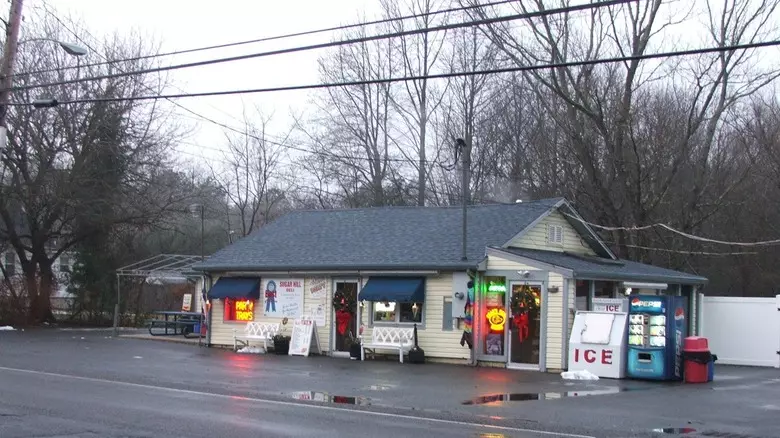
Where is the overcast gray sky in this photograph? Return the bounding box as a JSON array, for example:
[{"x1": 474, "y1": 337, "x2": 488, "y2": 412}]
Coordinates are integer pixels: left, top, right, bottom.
[{"x1": 49, "y1": 0, "x2": 381, "y2": 167}]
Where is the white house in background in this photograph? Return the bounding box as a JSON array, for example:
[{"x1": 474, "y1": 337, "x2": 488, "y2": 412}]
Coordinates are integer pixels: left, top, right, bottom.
[{"x1": 2, "y1": 249, "x2": 76, "y2": 305}]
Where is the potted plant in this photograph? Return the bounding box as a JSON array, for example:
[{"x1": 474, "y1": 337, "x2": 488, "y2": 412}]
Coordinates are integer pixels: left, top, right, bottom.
[
  {"x1": 273, "y1": 317, "x2": 290, "y2": 355},
  {"x1": 348, "y1": 328, "x2": 362, "y2": 360}
]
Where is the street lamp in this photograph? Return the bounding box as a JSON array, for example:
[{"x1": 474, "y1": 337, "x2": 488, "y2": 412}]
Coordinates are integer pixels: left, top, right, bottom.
[
  {"x1": 189, "y1": 204, "x2": 205, "y2": 261},
  {"x1": 1, "y1": 37, "x2": 88, "y2": 146},
  {"x1": 20, "y1": 38, "x2": 88, "y2": 57}
]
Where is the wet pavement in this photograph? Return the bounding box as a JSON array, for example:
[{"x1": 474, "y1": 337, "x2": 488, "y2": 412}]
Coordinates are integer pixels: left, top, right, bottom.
[{"x1": 0, "y1": 328, "x2": 778, "y2": 437}]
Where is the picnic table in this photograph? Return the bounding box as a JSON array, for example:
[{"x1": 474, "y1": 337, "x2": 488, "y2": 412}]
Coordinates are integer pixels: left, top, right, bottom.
[{"x1": 148, "y1": 311, "x2": 203, "y2": 337}]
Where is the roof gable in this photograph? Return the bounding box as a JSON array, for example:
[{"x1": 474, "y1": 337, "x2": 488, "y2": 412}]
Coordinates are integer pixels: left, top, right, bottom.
[
  {"x1": 501, "y1": 199, "x2": 615, "y2": 259},
  {"x1": 195, "y1": 198, "x2": 563, "y2": 272}
]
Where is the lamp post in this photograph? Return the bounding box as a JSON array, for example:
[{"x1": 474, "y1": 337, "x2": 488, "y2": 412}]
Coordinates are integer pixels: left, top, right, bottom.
[
  {"x1": 189, "y1": 204, "x2": 205, "y2": 261},
  {"x1": 0, "y1": 1, "x2": 89, "y2": 143}
]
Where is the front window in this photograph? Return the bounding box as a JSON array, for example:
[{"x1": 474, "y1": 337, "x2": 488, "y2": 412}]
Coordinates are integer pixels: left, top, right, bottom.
[
  {"x1": 224, "y1": 298, "x2": 255, "y2": 322},
  {"x1": 372, "y1": 302, "x2": 422, "y2": 324},
  {"x1": 594, "y1": 281, "x2": 617, "y2": 298}
]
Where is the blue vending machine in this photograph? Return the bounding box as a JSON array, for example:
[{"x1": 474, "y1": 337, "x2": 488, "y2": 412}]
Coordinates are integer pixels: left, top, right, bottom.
[{"x1": 626, "y1": 295, "x2": 688, "y2": 381}]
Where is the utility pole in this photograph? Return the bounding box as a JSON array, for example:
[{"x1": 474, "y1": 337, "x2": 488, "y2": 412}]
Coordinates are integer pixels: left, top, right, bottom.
[
  {"x1": 0, "y1": 0, "x2": 25, "y2": 140},
  {"x1": 457, "y1": 138, "x2": 470, "y2": 261}
]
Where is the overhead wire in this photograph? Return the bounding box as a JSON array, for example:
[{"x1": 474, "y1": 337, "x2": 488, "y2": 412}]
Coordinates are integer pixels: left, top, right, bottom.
[
  {"x1": 17, "y1": 39, "x2": 780, "y2": 105},
  {"x1": 7, "y1": 0, "x2": 639, "y2": 92},
  {"x1": 37, "y1": 2, "x2": 465, "y2": 168},
  {"x1": 13, "y1": 0, "x2": 521, "y2": 78},
  {"x1": 563, "y1": 213, "x2": 780, "y2": 247}
]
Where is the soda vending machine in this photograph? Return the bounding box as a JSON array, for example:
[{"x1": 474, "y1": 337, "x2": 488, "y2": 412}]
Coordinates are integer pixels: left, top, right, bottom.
[{"x1": 626, "y1": 295, "x2": 688, "y2": 381}]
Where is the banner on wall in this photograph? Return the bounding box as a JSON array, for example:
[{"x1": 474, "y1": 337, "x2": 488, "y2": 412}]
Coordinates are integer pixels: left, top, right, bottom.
[
  {"x1": 263, "y1": 279, "x2": 304, "y2": 318},
  {"x1": 308, "y1": 278, "x2": 327, "y2": 300}
]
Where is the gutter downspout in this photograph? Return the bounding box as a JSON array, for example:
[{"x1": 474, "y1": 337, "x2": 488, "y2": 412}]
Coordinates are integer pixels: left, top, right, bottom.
[{"x1": 562, "y1": 278, "x2": 570, "y2": 370}]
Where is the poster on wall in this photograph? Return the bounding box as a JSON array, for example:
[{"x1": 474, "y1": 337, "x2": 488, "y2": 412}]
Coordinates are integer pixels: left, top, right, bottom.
[
  {"x1": 308, "y1": 303, "x2": 327, "y2": 327},
  {"x1": 308, "y1": 278, "x2": 327, "y2": 300},
  {"x1": 263, "y1": 279, "x2": 304, "y2": 318},
  {"x1": 181, "y1": 294, "x2": 192, "y2": 312}
]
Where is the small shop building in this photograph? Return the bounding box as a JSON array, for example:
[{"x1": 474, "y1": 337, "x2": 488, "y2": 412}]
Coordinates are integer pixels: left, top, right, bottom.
[{"x1": 193, "y1": 197, "x2": 707, "y2": 372}]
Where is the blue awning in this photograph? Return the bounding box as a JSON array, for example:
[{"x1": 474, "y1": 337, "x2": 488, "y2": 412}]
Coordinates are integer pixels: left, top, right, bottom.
[
  {"x1": 207, "y1": 277, "x2": 261, "y2": 299},
  {"x1": 360, "y1": 277, "x2": 425, "y2": 302}
]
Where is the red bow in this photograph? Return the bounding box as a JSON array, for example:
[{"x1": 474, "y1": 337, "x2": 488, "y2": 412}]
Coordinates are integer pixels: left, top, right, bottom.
[
  {"x1": 513, "y1": 313, "x2": 529, "y2": 342},
  {"x1": 335, "y1": 310, "x2": 352, "y2": 335}
]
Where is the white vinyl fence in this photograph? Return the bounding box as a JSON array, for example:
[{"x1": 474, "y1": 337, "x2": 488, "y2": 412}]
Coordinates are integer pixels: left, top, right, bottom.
[{"x1": 700, "y1": 295, "x2": 779, "y2": 368}]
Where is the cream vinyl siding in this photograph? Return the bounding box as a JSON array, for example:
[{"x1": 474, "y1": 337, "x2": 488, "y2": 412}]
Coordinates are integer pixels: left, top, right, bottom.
[
  {"x1": 207, "y1": 275, "x2": 331, "y2": 351},
  {"x1": 485, "y1": 255, "x2": 540, "y2": 272},
  {"x1": 510, "y1": 210, "x2": 596, "y2": 256},
  {"x1": 565, "y1": 278, "x2": 576, "y2": 369},
  {"x1": 360, "y1": 273, "x2": 470, "y2": 361},
  {"x1": 545, "y1": 272, "x2": 564, "y2": 370}
]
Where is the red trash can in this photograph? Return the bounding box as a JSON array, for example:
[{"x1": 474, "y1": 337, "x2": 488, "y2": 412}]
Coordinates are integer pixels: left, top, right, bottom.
[{"x1": 683, "y1": 336, "x2": 711, "y2": 384}]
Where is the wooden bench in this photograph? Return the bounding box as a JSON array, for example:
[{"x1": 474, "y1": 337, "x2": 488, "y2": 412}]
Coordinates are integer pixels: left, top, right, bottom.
[
  {"x1": 361, "y1": 326, "x2": 414, "y2": 363},
  {"x1": 233, "y1": 322, "x2": 280, "y2": 351}
]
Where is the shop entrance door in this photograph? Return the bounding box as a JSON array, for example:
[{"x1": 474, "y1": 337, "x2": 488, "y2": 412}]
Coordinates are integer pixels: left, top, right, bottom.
[
  {"x1": 507, "y1": 282, "x2": 543, "y2": 368},
  {"x1": 332, "y1": 280, "x2": 359, "y2": 356}
]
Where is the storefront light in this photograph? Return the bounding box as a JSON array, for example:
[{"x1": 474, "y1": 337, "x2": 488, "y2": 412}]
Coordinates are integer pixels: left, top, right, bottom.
[
  {"x1": 485, "y1": 308, "x2": 506, "y2": 331},
  {"x1": 487, "y1": 284, "x2": 506, "y2": 293},
  {"x1": 234, "y1": 299, "x2": 254, "y2": 321}
]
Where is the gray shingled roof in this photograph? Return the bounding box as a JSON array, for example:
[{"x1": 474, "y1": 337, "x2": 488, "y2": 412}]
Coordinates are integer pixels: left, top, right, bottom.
[
  {"x1": 194, "y1": 198, "x2": 564, "y2": 272},
  {"x1": 494, "y1": 247, "x2": 708, "y2": 285}
]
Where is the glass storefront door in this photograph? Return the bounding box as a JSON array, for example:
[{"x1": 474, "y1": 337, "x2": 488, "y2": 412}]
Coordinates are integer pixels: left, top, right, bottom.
[
  {"x1": 332, "y1": 280, "x2": 358, "y2": 354},
  {"x1": 508, "y1": 282, "x2": 542, "y2": 366}
]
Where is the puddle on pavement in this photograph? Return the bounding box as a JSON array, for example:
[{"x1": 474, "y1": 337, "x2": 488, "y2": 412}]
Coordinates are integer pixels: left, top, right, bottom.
[
  {"x1": 462, "y1": 387, "x2": 642, "y2": 405},
  {"x1": 287, "y1": 391, "x2": 370, "y2": 406},
  {"x1": 365, "y1": 384, "x2": 394, "y2": 391},
  {"x1": 652, "y1": 428, "x2": 697, "y2": 435}
]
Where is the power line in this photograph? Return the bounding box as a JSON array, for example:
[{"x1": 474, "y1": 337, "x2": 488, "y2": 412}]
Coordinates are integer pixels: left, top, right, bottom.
[
  {"x1": 22, "y1": 39, "x2": 780, "y2": 106},
  {"x1": 14, "y1": 0, "x2": 520, "y2": 78},
  {"x1": 8, "y1": 0, "x2": 636, "y2": 92},
  {"x1": 564, "y1": 213, "x2": 780, "y2": 247},
  {"x1": 604, "y1": 242, "x2": 758, "y2": 256}
]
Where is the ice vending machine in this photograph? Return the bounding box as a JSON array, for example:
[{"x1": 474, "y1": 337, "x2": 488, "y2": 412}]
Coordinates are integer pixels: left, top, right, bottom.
[{"x1": 626, "y1": 295, "x2": 688, "y2": 381}]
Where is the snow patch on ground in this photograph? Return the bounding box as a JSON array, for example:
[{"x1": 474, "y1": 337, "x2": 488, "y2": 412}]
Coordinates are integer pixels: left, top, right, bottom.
[
  {"x1": 237, "y1": 346, "x2": 266, "y2": 354},
  {"x1": 0, "y1": 326, "x2": 16, "y2": 331},
  {"x1": 561, "y1": 370, "x2": 600, "y2": 380}
]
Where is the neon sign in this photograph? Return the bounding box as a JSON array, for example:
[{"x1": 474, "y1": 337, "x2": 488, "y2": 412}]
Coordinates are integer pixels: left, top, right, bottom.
[
  {"x1": 234, "y1": 299, "x2": 254, "y2": 321},
  {"x1": 487, "y1": 284, "x2": 506, "y2": 292},
  {"x1": 485, "y1": 308, "x2": 506, "y2": 331}
]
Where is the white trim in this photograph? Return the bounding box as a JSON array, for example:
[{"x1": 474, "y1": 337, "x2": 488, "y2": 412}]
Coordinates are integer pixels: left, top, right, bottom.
[
  {"x1": 506, "y1": 281, "x2": 545, "y2": 371},
  {"x1": 213, "y1": 270, "x2": 439, "y2": 277},
  {"x1": 330, "y1": 278, "x2": 361, "y2": 355},
  {"x1": 558, "y1": 200, "x2": 617, "y2": 259},
  {"x1": 486, "y1": 247, "x2": 574, "y2": 277},
  {"x1": 622, "y1": 281, "x2": 668, "y2": 290}
]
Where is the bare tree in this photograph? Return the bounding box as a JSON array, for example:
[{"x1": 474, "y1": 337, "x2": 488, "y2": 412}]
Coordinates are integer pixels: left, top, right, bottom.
[
  {"x1": 472, "y1": 0, "x2": 780, "y2": 260},
  {"x1": 383, "y1": 0, "x2": 450, "y2": 206},
  {"x1": 213, "y1": 107, "x2": 288, "y2": 237},
  {"x1": 429, "y1": 25, "x2": 500, "y2": 205},
  {"x1": 0, "y1": 13, "x2": 191, "y2": 322},
  {"x1": 298, "y1": 21, "x2": 403, "y2": 207}
]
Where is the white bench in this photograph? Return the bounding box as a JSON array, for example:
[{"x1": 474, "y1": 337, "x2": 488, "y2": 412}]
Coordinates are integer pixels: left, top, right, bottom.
[
  {"x1": 233, "y1": 322, "x2": 280, "y2": 351},
  {"x1": 361, "y1": 327, "x2": 414, "y2": 363}
]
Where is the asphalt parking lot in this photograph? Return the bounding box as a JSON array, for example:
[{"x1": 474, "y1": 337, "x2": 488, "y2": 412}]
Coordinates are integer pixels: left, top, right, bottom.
[{"x1": 1, "y1": 328, "x2": 778, "y2": 437}]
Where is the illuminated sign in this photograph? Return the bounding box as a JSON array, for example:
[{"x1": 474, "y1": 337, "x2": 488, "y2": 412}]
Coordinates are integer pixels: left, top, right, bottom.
[
  {"x1": 485, "y1": 308, "x2": 506, "y2": 331},
  {"x1": 487, "y1": 284, "x2": 506, "y2": 292},
  {"x1": 234, "y1": 299, "x2": 255, "y2": 321}
]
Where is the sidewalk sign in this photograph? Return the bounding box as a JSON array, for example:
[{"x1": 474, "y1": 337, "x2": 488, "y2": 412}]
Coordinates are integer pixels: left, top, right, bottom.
[
  {"x1": 289, "y1": 316, "x2": 321, "y2": 357},
  {"x1": 182, "y1": 294, "x2": 192, "y2": 312}
]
